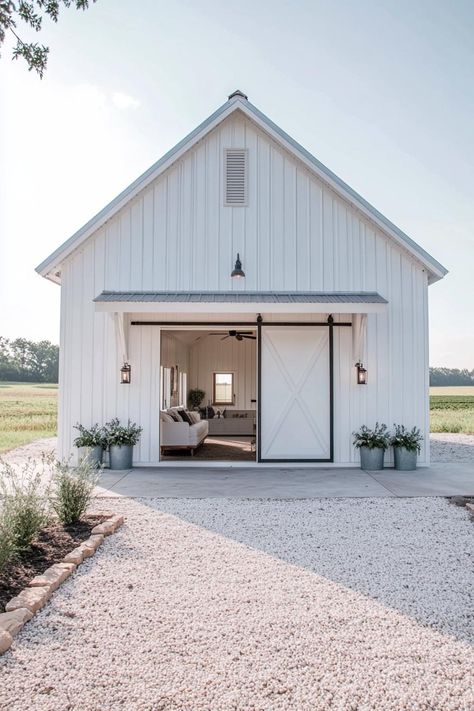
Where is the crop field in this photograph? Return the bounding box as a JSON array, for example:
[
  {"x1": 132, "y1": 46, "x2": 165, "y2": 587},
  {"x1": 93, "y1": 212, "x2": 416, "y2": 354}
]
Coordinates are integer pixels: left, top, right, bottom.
[
  {"x1": 0, "y1": 382, "x2": 58, "y2": 454},
  {"x1": 429, "y1": 386, "x2": 474, "y2": 434}
]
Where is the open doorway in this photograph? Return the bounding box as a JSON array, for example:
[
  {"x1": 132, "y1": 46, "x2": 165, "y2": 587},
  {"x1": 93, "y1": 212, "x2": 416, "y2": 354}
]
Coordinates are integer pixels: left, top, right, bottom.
[{"x1": 159, "y1": 328, "x2": 257, "y2": 462}]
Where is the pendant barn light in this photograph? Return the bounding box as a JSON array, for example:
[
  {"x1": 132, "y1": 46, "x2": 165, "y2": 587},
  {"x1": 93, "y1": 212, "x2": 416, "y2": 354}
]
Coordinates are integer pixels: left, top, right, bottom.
[
  {"x1": 355, "y1": 362, "x2": 367, "y2": 385},
  {"x1": 120, "y1": 362, "x2": 131, "y2": 384},
  {"x1": 231, "y1": 253, "x2": 245, "y2": 278}
]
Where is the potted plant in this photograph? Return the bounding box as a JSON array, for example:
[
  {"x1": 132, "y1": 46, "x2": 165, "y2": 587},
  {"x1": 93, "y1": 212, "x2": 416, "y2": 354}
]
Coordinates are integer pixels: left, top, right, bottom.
[
  {"x1": 73, "y1": 423, "x2": 106, "y2": 467},
  {"x1": 104, "y1": 418, "x2": 143, "y2": 470},
  {"x1": 390, "y1": 425, "x2": 423, "y2": 471},
  {"x1": 353, "y1": 422, "x2": 390, "y2": 470},
  {"x1": 188, "y1": 388, "x2": 205, "y2": 410}
]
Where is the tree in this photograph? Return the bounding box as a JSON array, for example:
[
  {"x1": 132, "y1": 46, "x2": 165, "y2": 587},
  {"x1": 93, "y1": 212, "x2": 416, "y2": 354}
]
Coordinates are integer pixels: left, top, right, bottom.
[
  {"x1": 0, "y1": 0, "x2": 95, "y2": 78},
  {"x1": 429, "y1": 367, "x2": 474, "y2": 387},
  {"x1": 0, "y1": 337, "x2": 59, "y2": 382}
]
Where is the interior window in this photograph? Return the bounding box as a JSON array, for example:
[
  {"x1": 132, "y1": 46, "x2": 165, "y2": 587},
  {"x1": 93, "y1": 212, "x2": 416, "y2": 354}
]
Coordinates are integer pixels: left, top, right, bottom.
[
  {"x1": 213, "y1": 372, "x2": 234, "y2": 405},
  {"x1": 161, "y1": 367, "x2": 172, "y2": 409}
]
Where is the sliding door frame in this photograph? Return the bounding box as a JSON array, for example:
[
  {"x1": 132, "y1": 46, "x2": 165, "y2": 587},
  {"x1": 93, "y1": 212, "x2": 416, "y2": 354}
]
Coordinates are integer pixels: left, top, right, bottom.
[{"x1": 131, "y1": 316, "x2": 352, "y2": 465}]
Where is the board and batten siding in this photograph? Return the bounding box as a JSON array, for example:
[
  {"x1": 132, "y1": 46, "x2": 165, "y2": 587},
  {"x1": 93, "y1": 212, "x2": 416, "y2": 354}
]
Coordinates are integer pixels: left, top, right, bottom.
[{"x1": 57, "y1": 111, "x2": 430, "y2": 465}]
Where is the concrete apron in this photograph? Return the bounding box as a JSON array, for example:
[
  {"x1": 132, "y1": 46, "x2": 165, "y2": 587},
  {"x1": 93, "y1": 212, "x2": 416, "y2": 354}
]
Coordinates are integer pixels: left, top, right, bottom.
[{"x1": 94, "y1": 461, "x2": 474, "y2": 499}]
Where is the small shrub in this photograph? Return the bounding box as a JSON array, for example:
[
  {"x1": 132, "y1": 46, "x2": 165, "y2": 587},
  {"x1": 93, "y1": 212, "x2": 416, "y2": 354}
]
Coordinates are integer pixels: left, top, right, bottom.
[
  {"x1": 353, "y1": 422, "x2": 390, "y2": 450},
  {"x1": 104, "y1": 418, "x2": 142, "y2": 447},
  {"x1": 0, "y1": 457, "x2": 50, "y2": 552},
  {"x1": 390, "y1": 424, "x2": 423, "y2": 453},
  {"x1": 73, "y1": 423, "x2": 107, "y2": 449},
  {"x1": 0, "y1": 510, "x2": 17, "y2": 571},
  {"x1": 51, "y1": 457, "x2": 101, "y2": 526}
]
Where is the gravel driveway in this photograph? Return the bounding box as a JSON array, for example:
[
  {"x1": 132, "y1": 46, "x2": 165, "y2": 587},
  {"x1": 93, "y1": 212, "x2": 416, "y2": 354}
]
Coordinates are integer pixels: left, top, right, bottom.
[
  {"x1": 1, "y1": 496, "x2": 473, "y2": 711},
  {"x1": 1, "y1": 437, "x2": 473, "y2": 709}
]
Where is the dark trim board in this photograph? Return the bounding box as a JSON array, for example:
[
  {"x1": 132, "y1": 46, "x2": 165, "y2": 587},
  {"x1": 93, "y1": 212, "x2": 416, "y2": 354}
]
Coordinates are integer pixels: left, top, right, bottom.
[
  {"x1": 329, "y1": 316, "x2": 335, "y2": 462},
  {"x1": 257, "y1": 316, "x2": 262, "y2": 461},
  {"x1": 132, "y1": 320, "x2": 352, "y2": 327},
  {"x1": 257, "y1": 318, "x2": 335, "y2": 464}
]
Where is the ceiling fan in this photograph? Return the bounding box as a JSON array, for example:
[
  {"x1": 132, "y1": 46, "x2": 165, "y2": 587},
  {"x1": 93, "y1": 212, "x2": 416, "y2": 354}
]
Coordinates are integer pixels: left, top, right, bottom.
[{"x1": 209, "y1": 330, "x2": 256, "y2": 341}]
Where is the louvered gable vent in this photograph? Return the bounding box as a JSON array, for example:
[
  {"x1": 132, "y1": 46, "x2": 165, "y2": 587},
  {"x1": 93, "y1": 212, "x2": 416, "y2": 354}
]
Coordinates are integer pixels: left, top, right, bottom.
[{"x1": 224, "y1": 149, "x2": 247, "y2": 205}]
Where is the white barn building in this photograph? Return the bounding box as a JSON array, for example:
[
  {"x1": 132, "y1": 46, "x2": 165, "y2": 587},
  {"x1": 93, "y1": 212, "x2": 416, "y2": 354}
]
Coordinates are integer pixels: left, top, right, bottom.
[{"x1": 37, "y1": 90, "x2": 447, "y2": 467}]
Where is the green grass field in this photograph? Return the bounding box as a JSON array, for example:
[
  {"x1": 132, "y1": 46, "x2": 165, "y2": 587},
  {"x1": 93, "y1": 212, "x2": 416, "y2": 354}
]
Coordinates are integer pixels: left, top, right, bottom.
[
  {"x1": 0, "y1": 382, "x2": 58, "y2": 454},
  {"x1": 429, "y1": 386, "x2": 474, "y2": 434}
]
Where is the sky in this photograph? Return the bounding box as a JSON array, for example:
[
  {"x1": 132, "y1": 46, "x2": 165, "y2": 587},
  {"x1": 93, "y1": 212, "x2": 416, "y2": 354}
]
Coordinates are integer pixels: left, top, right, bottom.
[{"x1": 0, "y1": 0, "x2": 473, "y2": 367}]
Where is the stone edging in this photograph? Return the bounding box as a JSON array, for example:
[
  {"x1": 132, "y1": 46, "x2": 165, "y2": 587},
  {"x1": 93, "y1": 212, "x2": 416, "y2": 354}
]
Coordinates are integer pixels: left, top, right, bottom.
[{"x1": 0, "y1": 512, "x2": 124, "y2": 655}]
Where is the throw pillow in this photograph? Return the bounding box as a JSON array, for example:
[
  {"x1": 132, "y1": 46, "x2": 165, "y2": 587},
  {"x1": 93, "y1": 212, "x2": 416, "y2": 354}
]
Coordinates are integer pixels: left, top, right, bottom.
[
  {"x1": 188, "y1": 411, "x2": 200, "y2": 424},
  {"x1": 167, "y1": 409, "x2": 183, "y2": 422},
  {"x1": 179, "y1": 409, "x2": 193, "y2": 425},
  {"x1": 160, "y1": 411, "x2": 174, "y2": 423}
]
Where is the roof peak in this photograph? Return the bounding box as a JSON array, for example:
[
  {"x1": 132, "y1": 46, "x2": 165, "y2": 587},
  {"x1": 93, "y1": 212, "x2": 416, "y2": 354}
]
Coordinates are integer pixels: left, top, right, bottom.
[
  {"x1": 228, "y1": 89, "x2": 248, "y2": 101},
  {"x1": 36, "y1": 92, "x2": 447, "y2": 285}
]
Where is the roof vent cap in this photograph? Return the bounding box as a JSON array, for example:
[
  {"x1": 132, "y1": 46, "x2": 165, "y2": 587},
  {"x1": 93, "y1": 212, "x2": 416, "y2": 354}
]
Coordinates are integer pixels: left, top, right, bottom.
[{"x1": 228, "y1": 89, "x2": 248, "y2": 101}]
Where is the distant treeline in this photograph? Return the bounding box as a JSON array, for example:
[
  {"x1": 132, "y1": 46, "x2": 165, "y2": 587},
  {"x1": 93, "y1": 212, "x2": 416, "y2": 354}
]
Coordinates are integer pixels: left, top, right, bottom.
[
  {"x1": 0, "y1": 337, "x2": 59, "y2": 383},
  {"x1": 430, "y1": 367, "x2": 474, "y2": 387}
]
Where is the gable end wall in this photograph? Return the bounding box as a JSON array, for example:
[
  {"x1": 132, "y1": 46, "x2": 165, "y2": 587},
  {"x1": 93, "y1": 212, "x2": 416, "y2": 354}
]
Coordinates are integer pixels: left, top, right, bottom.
[{"x1": 57, "y1": 113, "x2": 430, "y2": 464}]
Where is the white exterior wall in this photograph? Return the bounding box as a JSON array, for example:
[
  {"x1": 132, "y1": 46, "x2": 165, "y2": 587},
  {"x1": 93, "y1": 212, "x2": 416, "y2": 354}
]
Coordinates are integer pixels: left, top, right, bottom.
[{"x1": 57, "y1": 112, "x2": 430, "y2": 465}]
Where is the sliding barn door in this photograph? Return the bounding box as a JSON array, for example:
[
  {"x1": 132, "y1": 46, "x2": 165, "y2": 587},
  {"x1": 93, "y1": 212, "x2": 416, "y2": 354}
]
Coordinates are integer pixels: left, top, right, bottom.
[{"x1": 259, "y1": 326, "x2": 331, "y2": 461}]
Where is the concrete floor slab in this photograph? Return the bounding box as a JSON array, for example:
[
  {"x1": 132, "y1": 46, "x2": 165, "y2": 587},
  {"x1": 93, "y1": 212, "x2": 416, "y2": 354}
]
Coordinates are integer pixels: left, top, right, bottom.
[
  {"x1": 101, "y1": 466, "x2": 393, "y2": 498},
  {"x1": 95, "y1": 462, "x2": 474, "y2": 498},
  {"x1": 369, "y1": 463, "x2": 474, "y2": 497}
]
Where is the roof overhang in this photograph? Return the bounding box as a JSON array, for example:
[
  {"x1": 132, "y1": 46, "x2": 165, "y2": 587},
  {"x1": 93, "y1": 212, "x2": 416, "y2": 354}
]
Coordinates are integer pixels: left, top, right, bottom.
[{"x1": 93, "y1": 291, "x2": 388, "y2": 315}]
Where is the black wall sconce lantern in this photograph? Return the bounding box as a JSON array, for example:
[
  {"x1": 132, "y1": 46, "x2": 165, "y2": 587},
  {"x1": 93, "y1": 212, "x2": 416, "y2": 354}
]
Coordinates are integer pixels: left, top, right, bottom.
[
  {"x1": 355, "y1": 362, "x2": 367, "y2": 385},
  {"x1": 120, "y1": 362, "x2": 131, "y2": 384},
  {"x1": 231, "y1": 253, "x2": 245, "y2": 278}
]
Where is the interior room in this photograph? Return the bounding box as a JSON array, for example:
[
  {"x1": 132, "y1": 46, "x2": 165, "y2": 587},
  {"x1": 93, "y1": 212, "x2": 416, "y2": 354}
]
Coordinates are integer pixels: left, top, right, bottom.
[{"x1": 160, "y1": 328, "x2": 257, "y2": 461}]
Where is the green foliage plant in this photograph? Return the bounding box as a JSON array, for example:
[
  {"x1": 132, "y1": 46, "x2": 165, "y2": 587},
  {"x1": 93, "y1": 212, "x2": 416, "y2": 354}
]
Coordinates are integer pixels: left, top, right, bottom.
[
  {"x1": 104, "y1": 418, "x2": 142, "y2": 447},
  {"x1": 0, "y1": 455, "x2": 50, "y2": 553},
  {"x1": 352, "y1": 422, "x2": 390, "y2": 450},
  {"x1": 0, "y1": 0, "x2": 96, "y2": 78},
  {"x1": 188, "y1": 388, "x2": 205, "y2": 409},
  {"x1": 51, "y1": 456, "x2": 100, "y2": 526},
  {"x1": 73, "y1": 423, "x2": 106, "y2": 448},
  {"x1": 0, "y1": 513, "x2": 16, "y2": 571},
  {"x1": 390, "y1": 425, "x2": 423, "y2": 454}
]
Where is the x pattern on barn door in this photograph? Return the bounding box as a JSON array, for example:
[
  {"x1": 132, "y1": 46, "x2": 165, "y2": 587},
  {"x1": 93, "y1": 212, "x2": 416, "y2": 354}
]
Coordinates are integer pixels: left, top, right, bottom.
[{"x1": 259, "y1": 326, "x2": 331, "y2": 461}]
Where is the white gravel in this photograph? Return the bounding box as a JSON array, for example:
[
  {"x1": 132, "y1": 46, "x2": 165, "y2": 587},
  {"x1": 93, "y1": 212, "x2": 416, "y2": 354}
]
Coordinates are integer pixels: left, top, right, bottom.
[
  {"x1": 1, "y1": 438, "x2": 57, "y2": 467},
  {"x1": 0, "y1": 496, "x2": 473, "y2": 710},
  {"x1": 430, "y1": 433, "x2": 474, "y2": 462}
]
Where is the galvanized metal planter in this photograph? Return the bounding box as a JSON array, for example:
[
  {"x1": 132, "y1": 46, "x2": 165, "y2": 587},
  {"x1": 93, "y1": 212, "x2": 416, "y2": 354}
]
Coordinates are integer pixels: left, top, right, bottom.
[
  {"x1": 109, "y1": 444, "x2": 134, "y2": 470},
  {"x1": 359, "y1": 446, "x2": 385, "y2": 471},
  {"x1": 78, "y1": 446, "x2": 103, "y2": 468},
  {"x1": 394, "y1": 446, "x2": 417, "y2": 471}
]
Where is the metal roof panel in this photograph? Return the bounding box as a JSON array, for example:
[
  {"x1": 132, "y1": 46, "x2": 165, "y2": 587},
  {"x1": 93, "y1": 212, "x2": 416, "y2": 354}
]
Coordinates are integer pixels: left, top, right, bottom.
[{"x1": 93, "y1": 291, "x2": 388, "y2": 304}]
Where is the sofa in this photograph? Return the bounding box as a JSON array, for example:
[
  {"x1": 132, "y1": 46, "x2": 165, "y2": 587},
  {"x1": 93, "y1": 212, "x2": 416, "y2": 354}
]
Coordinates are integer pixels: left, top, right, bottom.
[{"x1": 160, "y1": 408, "x2": 208, "y2": 455}]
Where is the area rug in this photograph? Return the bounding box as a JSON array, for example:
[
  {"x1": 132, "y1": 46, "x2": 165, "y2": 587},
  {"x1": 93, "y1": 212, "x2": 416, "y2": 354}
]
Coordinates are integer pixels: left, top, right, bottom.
[{"x1": 162, "y1": 437, "x2": 255, "y2": 461}]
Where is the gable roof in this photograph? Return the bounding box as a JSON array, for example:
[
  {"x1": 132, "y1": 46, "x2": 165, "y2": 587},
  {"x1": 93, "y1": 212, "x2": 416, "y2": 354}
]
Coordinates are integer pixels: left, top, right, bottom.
[{"x1": 36, "y1": 90, "x2": 448, "y2": 285}]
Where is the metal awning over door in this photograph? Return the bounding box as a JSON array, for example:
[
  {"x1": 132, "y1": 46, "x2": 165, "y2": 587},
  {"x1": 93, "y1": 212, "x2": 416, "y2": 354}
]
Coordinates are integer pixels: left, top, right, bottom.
[{"x1": 94, "y1": 290, "x2": 387, "y2": 315}]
